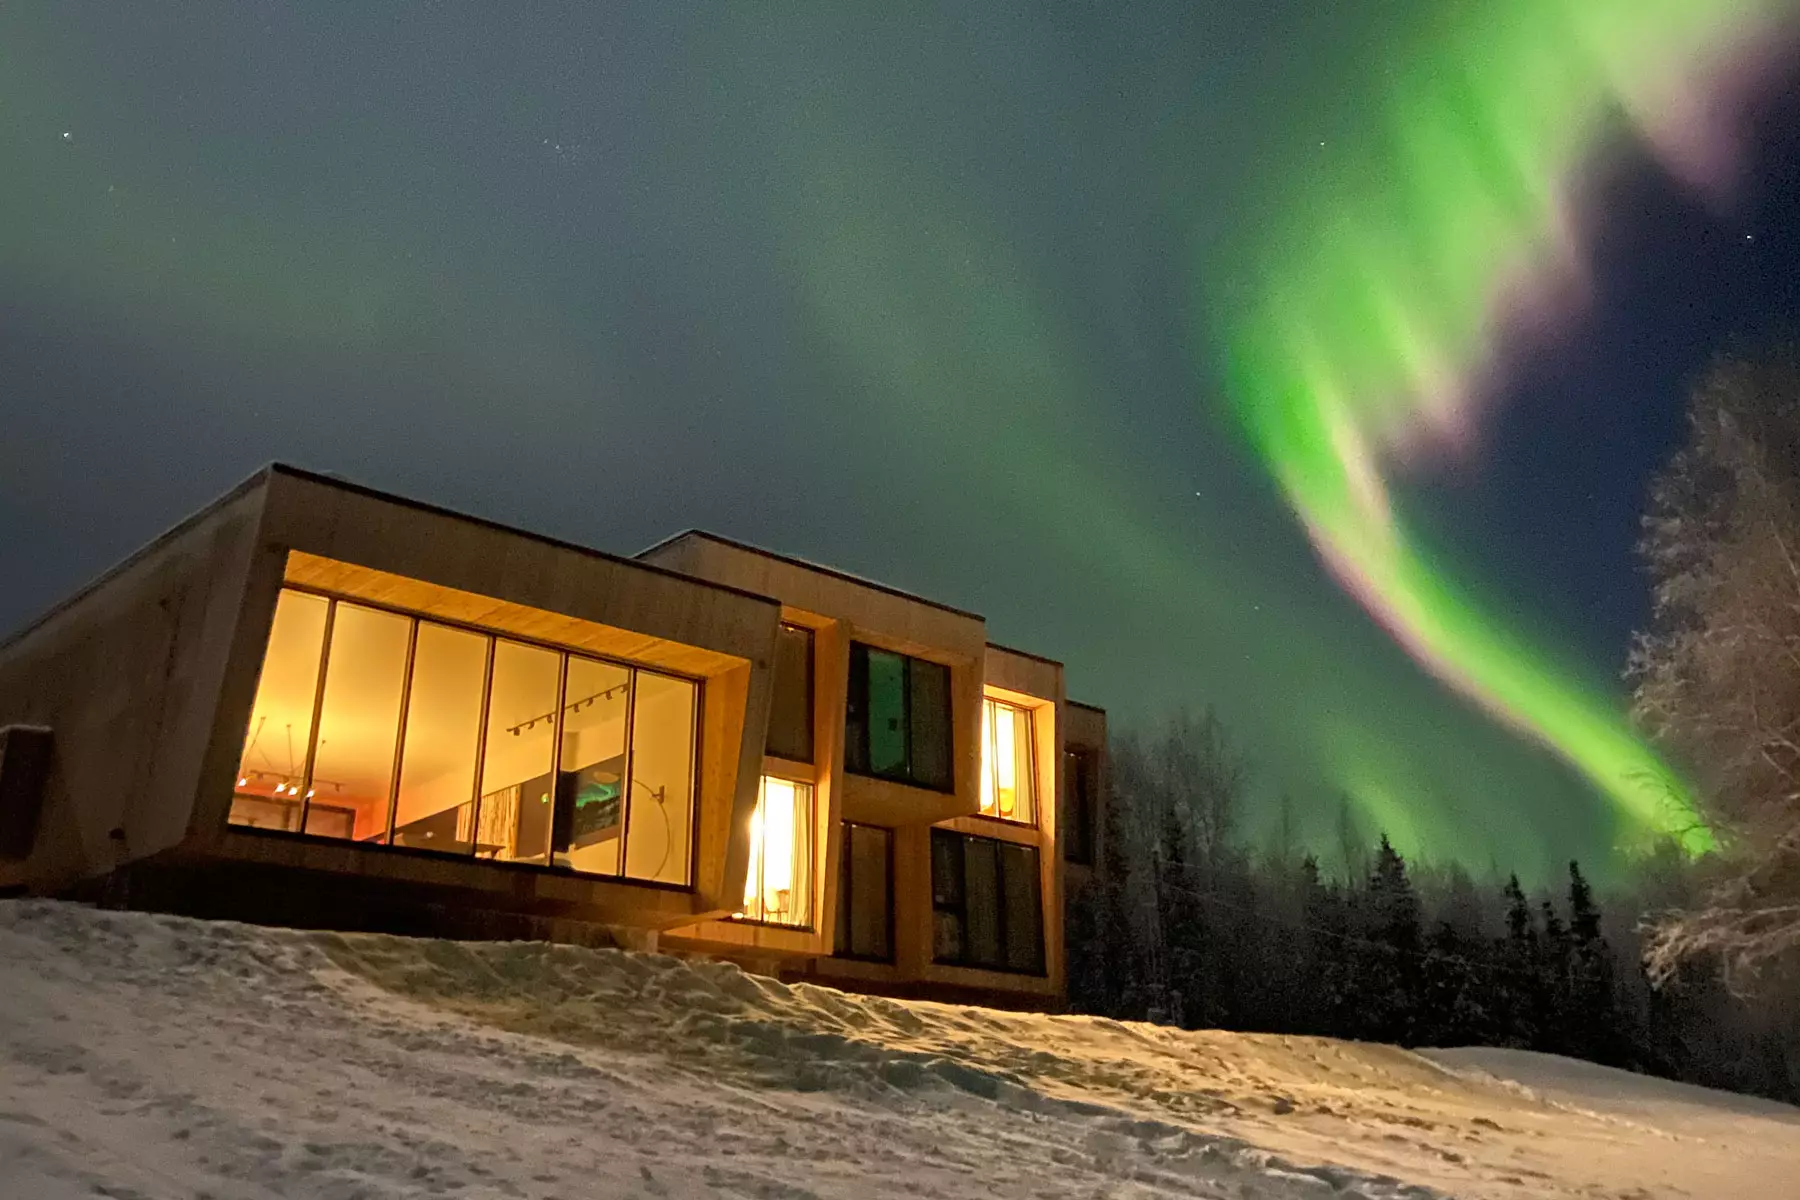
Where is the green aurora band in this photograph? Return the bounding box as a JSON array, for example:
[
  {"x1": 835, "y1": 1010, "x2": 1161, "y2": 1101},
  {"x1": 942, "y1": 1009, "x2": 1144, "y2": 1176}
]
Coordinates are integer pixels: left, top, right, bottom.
[{"x1": 1221, "y1": 0, "x2": 1798, "y2": 854}]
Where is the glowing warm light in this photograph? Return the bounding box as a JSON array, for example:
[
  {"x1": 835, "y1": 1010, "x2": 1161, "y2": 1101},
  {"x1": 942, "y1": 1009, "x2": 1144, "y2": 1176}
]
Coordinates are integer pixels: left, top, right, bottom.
[
  {"x1": 980, "y1": 697, "x2": 1035, "y2": 823},
  {"x1": 980, "y1": 702, "x2": 997, "y2": 816},
  {"x1": 740, "y1": 776, "x2": 812, "y2": 926}
]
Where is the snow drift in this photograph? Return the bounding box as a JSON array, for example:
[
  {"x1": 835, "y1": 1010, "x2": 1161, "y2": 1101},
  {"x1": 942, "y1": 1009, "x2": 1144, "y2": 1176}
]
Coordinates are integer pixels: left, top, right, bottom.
[{"x1": 0, "y1": 900, "x2": 1793, "y2": 1199}]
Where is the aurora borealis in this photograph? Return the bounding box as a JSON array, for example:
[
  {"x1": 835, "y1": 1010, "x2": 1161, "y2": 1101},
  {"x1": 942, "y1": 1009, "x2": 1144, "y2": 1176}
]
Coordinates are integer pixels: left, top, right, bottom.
[
  {"x1": 4, "y1": 4, "x2": 1800, "y2": 878},
  {"x1": 1220, "y1": 1, "x2": 1799, "y2": 853}
]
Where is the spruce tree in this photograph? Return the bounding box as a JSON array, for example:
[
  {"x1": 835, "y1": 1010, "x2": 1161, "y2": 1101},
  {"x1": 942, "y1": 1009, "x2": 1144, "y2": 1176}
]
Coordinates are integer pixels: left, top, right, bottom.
[
  {"x1": 1494, "y1": 875, "x2": 1539, "y2": 1047},
  {"x1": 1565, "y1": 861, "x2": 1625, "y2": 1064},
  {"x1": 1357, "y1": 836, "x2": 1423, "y2": 1045},
  {"x1": 1538, "y1": 897, "x2": 1573, "y2": 1055}
]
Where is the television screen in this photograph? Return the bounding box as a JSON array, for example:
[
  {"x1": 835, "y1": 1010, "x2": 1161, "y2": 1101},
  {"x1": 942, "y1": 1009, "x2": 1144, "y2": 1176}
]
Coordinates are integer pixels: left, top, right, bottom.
[{"x1": 559, "y1": 758, "x2": 623, "y2": 850}]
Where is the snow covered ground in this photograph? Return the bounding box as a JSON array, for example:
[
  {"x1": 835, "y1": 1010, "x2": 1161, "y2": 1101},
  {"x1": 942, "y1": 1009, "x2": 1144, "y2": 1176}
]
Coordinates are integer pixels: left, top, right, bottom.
[{"x1": 0, "y1": 901, "x2": 1794, "y2": 1199}]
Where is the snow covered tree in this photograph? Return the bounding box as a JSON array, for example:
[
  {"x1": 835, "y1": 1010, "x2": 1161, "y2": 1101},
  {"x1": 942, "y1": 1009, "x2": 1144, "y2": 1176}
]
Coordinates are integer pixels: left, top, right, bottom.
[
  {"x1": 1631, "y1": 348, "x2": 1800, "y2": 983},
  {"x1": 1562, "y1": 862, "x2": 1626, "y2": 1063},
  {"x1": 1351, "y1": 836, "x2": 1423, "y2": 1044},
  {"x1": 1491, "y1": 875, "x2": 1540, "y2": 1048}
]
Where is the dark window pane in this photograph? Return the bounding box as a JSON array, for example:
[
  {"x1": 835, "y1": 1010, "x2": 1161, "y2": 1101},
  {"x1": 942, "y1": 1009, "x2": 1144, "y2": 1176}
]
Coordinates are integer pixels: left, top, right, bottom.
[
  {"x1": 1001, "y1": 843, "x2": 1044, "y2": 973},
  {"x1": 844, "y1": 644, "x2": 870, "y2": 775},
  {"x1": 866, "y1": 650, "x2": 908, "y2": 776},
  {"x1": 908, "y1": 660, "x2": 953, "y2": 791},
  {"x1": 766, "y1": 624, "x2": 814, "y2": 763},
  {"x1": 837, "y1": 823, "x2": 892, "y2": 961},
  {"x1": 1064, "y1": 748, "x2": 1095, "y2": 865},
  {"x1": 963, "y1": 839, "x2": 1003, "y2": 968},
  {"x1": 931, "y1": 827, "x2": 962, "y2": 906},
  {"x1": 934, "y1": 908, "x2": 963, "y2": 963}
]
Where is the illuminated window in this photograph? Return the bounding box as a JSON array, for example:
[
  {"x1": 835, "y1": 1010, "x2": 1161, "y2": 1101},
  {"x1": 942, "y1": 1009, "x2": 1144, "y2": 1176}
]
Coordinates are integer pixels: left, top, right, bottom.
[
  {"x1": 739, "y1": 776, "x2": 814, "y2": 927},
  {"x1": 230, "y1": 586, "x2": 700, "y2": 887},
  {"x1": 980, "y1": 697, "x2": 1036, "y2": 824}
]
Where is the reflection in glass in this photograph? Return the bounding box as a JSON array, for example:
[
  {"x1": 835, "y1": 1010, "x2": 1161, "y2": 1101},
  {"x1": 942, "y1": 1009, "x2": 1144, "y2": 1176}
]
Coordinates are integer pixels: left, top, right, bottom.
[
  {"x1": 625, "y1": 671, "x2": 696, "y2": 885},
  {"x1": 225, "y1": 587, "x2": 705, "y2": 891},
  {"x1": 866, "y1": 649, "x2": 907, "y2": 776},
  {"x1": 741, "y1": 777, "x2": 813, "y2": 926},
  {"x1": 552, "y1": 656, "x2": 631, "y2": 875},
  {"x1": 231, "y1": 590, "x2": 329, "y2": 831},
  {"x1": 304, "y1": 603, "x2": 411, "y2": 840},
  {"x1": 392, "y1": 623, "x2": 488, "y2": 849},
  {"x1": 466, "y1": 640, "x2": 561, "y2": 861}
]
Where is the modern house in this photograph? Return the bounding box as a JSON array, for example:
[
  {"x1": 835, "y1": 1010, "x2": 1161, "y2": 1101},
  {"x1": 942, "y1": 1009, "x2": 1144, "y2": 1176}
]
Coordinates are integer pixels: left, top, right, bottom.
[{"x1": 0, "y1": 466, "x2": 1105, "y2": 1008}]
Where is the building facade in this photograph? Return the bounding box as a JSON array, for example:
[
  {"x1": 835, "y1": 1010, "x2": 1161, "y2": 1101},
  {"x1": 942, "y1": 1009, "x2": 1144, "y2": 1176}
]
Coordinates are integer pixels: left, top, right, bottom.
[{"x1": 0, "y1": 466, "x2": 1105, "y2": 1008}]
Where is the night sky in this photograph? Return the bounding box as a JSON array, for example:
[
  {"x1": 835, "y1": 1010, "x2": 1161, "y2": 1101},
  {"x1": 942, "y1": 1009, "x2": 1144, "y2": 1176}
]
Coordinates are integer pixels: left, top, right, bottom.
[{"x1": 4, "y1": 5, "x2": 1798, "y2": 881}]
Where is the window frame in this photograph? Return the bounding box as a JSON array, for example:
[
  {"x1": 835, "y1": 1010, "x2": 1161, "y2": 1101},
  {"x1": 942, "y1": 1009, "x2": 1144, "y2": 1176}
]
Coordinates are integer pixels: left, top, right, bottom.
[
  {"x1": 833, "y1": 820, "x2": 895, "y2": 963},
  {"x1": 733, "y1": 773, "x2": 816, "y2": 930},
  {"x1": 929, "y1": 828, "x2": 1046, "y2": 976},
  {"x1": 228, "y1": 584, "x2": 705, "y2": 892},
  {"x1": 977, "y1": 695, "x2": 1040, "y2": 827},
  {"x1": 843, "y1": 642, "x2": 954, "y2": 793}
]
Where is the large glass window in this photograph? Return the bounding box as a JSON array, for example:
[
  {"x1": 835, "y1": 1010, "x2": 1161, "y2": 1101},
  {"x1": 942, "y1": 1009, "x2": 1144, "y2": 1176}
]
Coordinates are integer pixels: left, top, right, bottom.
[
  {"x1": 231, "y1": 590, "x2": 330, "y2": 831},
  {"x1": 739, "y1": 776, "x2": 814, "y2": 927},
  {"x1": 622, "y1": 670, "x2": 697, "y2": 886},
  {"x1": 230, "y1": 587, "x2": 702, "y2": 887},
  {"x1": 979, "y1": 697, "x2": 1036, "y2": 824},
  {"x1": 469, "y1": 640, "x2": 562, "y2": 861},
  {"x1": 835, "y1": 821, "x2": 893, "y2": 961},
  {"x1": 931, "y1": 829, "x2": 1044, "y2": 974},
  {"x1": 551, "y1": 656, "x2": 631, "y2": 875},
  {"x1": 765, "y1": 623, "x2": 814, "y2": 763},
  {"x1": 305, "y1": 603, "x2": 411, "y2": 841},
  {"x1": 393, "y1": 623, "x2": 488, "y2": 850},
  {"x1": 1063, "y1": 746, "x2": 1097, "y2": 865},
  {"x1": 844, "y1": 643, "x2": 952, "y2": 791}
]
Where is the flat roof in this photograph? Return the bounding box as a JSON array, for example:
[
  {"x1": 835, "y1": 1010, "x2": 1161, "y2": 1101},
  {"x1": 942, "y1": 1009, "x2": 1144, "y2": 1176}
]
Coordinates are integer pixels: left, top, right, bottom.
[
  {"x1": 1067, "y1": 698, "x2": 1107, "y2": 715},
  {"x1": 637, "y1": 529, "x2": 985, "y2": 623},
  {"x1": 1, "y1": 465, "x2": 786, "y2": 656},
  {"x1": 985, "y1": 641, "x2": 1063, "y2": 669},
  {"x1": 267, "y1": 466, "x2": 780, "y2": 608}
]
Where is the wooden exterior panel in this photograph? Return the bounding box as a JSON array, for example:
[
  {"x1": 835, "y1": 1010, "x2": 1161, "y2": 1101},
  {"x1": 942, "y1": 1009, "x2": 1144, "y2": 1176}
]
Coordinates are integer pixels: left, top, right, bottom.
[{"x1": 0, "y1": 483, "x2": 267, "y2": 893}]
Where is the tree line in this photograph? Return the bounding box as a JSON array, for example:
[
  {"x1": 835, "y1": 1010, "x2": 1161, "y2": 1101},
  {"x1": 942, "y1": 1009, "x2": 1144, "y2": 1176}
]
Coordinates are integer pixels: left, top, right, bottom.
[{"x1": 1065, "y1": 711, "x2": 1800, "y2": 1103}]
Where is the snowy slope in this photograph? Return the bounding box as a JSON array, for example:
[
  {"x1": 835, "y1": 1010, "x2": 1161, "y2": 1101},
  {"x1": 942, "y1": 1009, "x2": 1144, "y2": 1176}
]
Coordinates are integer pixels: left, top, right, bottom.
[{"x1": 0, "y1": 902, "x2": 1794, "y2": 1199}]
